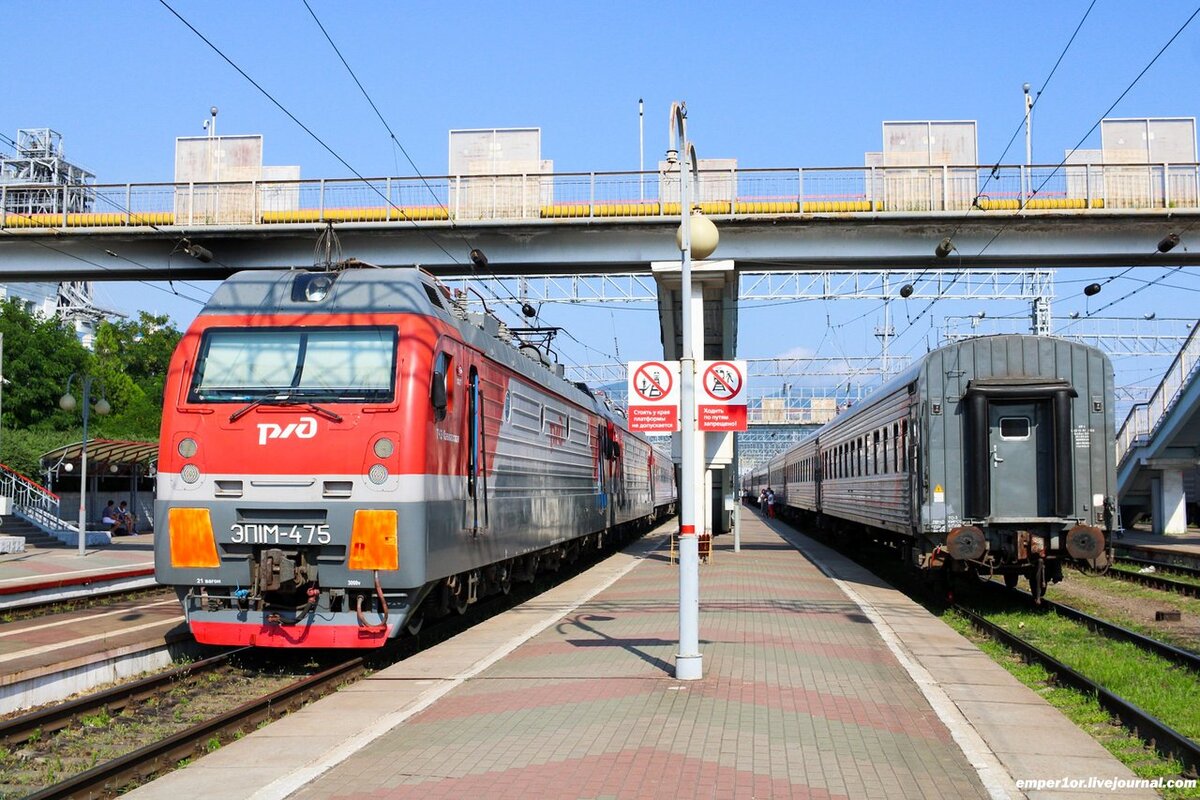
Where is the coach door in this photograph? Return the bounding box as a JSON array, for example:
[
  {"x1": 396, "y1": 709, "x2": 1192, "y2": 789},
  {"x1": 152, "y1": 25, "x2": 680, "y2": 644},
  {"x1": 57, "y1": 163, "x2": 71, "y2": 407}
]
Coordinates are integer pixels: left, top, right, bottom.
[{"x1": 988, "y1": 401, "x2": 1053, "y2": 517}]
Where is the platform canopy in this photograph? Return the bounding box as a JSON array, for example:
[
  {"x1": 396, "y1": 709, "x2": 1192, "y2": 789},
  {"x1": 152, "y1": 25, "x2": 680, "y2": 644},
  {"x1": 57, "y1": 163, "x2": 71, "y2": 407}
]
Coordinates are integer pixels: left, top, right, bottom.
[{"x1": 40, "y1": 438, "x2": 157, "y2": 476}]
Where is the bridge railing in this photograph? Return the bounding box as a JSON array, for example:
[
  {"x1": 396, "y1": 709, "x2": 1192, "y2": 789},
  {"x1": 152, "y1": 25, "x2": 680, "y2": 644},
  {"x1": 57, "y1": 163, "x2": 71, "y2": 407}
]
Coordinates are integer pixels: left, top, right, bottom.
[
  {"x1": 0, "y1": 462, "x2": 63, "y2": 531},
  {"x1": 1117, "y1": 320, "x2": 1200, "y2": 464},
  {"x1": 3, "y1": 162, "x2": 1200, "y2": 229}
]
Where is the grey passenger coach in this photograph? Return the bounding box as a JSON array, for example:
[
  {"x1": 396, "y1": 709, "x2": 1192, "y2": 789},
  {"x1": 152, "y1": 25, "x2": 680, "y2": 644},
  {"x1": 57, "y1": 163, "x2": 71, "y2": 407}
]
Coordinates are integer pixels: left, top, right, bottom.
[{"x1": 747, "y1": 335, "x2": 1115, "y2": 600}]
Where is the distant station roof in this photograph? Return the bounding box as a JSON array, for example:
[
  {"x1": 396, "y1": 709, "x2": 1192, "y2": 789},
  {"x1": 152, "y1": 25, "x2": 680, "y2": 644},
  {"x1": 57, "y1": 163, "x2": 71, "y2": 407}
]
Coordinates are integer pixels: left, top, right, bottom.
[{"x1": 40, "y1": 438, "x2": 157, "y2": 474}]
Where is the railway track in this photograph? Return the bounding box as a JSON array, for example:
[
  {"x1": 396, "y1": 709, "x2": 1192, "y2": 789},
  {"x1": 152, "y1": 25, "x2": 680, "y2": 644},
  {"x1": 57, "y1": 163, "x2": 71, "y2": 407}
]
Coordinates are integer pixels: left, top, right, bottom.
[
  {"x1": 1113, "y1": 542, "x2": 1200, "y2": 574},
  {"x1": 0, "y1": 585, "x2": 171, "y2": 622},
  {"x1": 5, "y1": 651, "x2": 362, "y2": 799},
  {"x1": 959, "y1": 584, "x2": 1200, "y2": 774},
  {"x1": 1102, "y1": 555, "x2": 1200, "y2": 598}
]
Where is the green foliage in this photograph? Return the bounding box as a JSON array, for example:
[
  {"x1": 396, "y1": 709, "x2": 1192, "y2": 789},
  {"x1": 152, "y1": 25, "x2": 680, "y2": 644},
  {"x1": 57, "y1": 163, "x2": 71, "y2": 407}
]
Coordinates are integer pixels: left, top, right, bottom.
[
  {"x1": 0, "y1": 427, "x2": 81, "y2": 477},
  {"x1": 0, "y1": 304, "x2": 182, "y2": 478},
  {"x1": 0, "y1": 299, "x2": 89, "y2": 431},
  {"x1": 81, "y1": 709, "x2": 111, "y2": 728},
  {"x1": 90, "y1": 311, "x2": 182, "y2": 441}
]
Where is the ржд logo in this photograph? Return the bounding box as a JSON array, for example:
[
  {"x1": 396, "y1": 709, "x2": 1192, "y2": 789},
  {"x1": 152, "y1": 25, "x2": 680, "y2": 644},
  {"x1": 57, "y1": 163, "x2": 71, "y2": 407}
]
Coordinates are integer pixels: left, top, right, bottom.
[{"x1": 257, "y1": 416, "x2": 318, "y2": 446}]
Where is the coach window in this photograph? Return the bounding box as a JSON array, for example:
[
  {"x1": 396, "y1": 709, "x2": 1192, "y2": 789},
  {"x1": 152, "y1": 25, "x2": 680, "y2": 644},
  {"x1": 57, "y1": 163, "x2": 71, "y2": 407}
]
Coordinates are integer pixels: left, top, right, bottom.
[
  {"x1": 873, "y1": 431, "x2": 880, "y2": 475},
  {"x1": 901, "y1": 420, "x2": 909, "y2": 469},
  {"x1": 893, "y1": 423, "x2": 900, "y2": 472}
]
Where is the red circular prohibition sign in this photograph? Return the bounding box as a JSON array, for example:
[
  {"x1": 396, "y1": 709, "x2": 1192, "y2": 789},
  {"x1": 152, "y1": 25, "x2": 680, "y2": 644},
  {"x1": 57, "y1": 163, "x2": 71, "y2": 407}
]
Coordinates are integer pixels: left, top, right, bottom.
[
  {"x1": 632, "y1": 362, "x2": 673, "y2": 403},
  {"x1": 702, "y1": 361, "x2": 742, "y2": 401}
]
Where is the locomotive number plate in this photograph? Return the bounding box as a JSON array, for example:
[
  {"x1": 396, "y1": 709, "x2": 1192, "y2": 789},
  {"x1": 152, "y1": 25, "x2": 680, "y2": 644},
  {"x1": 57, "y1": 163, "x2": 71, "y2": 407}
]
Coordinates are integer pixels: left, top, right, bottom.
[{"x1": 230, "y1": 523, "x2": 331, "y2": 545}]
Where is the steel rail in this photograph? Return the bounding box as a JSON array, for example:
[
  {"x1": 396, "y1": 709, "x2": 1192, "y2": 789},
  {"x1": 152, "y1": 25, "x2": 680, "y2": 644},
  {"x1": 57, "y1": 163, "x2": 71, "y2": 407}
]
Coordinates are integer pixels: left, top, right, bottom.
[
  {"x1": 0, "y1": 649, "x2": 238, "y2": 747},
  {"x1": 956, "y1": 604, "x2": 1200, "y2": 775},
  {"x1": 1106, "y1": 561, "x2": 1200, "y2": 598},
  {"x1": 0, "y1": 584, "x2": 171, "y2": 618},
  {"x1": 995, "y1": 583, "x2": 1200, "y2": 673},
  {"x1": 1114, "y1": 551, "x2": 1200, "y2": 579},
  {"x1": 23, "y1": 657, "x2": 364, "y2": 800}
]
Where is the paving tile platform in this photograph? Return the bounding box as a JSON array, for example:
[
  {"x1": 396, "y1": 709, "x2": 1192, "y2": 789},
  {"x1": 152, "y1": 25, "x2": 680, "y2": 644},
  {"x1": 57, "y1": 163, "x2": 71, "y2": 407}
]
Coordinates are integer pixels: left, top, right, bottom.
[
  {"x1": 0, "y1": 530, "x2": 154, "y2": 605},
  {"x1": 128, "y1": 512, "x2": 1155, "y2": 800},
  {"x1": 1117, "y1": 527, "x2": 1200, "y2": 559}
]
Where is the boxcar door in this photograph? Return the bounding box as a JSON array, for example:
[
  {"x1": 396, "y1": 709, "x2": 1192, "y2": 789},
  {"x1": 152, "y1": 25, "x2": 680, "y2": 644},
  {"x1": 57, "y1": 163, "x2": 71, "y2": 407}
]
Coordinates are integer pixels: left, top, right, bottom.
[{"x1": 987, "y1": 401, "x2": 1052, "y2": 517}]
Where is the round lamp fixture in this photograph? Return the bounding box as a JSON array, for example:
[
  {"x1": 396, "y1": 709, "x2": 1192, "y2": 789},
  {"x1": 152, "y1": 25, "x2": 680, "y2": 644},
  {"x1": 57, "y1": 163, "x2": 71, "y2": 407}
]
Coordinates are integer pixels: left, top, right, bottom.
[
  {"x1": 305, "y1": 274, "x2": 334, "y2": 302},
  {"x1": 676, "y1": 210, "x2": 720, "y2": 260},
  {"x1": 59, "y1": 393, "x2": 77, "y2": 412},
  {"x1": 94, "y1": 398, "x2": 112, "y2": 416}
]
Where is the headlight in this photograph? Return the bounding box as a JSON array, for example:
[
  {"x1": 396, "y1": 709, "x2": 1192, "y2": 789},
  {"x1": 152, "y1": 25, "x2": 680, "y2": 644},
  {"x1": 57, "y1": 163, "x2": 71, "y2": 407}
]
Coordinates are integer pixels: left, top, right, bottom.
[
  {"x1": 178, "y1": 438, "x2": 198, "y2": 458},
  {"x1": 180, "y1": 464, "x2": 201, "y2": 484},
  {"x1": 373, "y1": 438, "x2": 395, "y2": 458}
]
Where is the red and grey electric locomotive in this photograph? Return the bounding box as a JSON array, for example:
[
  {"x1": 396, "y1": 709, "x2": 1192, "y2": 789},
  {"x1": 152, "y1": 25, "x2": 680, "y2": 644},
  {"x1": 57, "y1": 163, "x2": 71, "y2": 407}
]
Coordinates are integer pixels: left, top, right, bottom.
[{"x1": 155, "y1": 266, "x2": 675, "y2": 647}]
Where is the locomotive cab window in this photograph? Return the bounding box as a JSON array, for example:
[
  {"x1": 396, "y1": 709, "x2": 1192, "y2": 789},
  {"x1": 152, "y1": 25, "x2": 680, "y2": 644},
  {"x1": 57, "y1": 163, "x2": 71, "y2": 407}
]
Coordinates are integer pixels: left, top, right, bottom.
[
  {"x1": 999, "y1": 416, "x2": 1031, "y2": 440},
  {"x1": 431, "y1": 352, "x2": 452, "y2": 421},
  {"x1": 188, "y1": 326, "x2": 397, "y2": 404}
]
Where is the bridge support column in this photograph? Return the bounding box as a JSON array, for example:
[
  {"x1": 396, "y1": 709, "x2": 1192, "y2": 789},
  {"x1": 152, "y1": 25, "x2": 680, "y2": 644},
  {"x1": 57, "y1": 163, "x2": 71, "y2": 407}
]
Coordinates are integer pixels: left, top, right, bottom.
[{"x1": 1151, "y1": 469, "x2": 1188, "y2": 535}]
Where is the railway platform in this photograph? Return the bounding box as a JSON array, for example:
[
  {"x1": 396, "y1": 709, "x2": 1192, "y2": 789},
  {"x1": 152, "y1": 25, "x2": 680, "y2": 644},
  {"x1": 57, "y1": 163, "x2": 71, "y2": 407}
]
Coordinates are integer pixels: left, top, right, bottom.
[
  {"x1": 0, "y1": 530, "x2": 187, "y2": 714},
  {"x1": 126, "y1": 510, "x2": 1155, "y2": 800},
  {"x1": 1117, "y1": 527, "x2": 1200, "y2": 558},
  {"x1": 0, "y1": 530, "x2": 156, "y2": 610}
]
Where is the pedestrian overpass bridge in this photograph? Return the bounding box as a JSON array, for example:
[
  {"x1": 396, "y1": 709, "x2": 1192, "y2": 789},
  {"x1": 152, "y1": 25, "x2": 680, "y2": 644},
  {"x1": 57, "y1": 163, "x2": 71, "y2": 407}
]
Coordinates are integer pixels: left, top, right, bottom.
[
  {"x1": 5, "y1": 160, "x2": 1200, "y2": 537},
  {"x1": 1118, "y1": 320, "x2": 1200, "y2": 533},
  {"x1": 2, "y1": 161, "x2": 1200, "y2": 279}
]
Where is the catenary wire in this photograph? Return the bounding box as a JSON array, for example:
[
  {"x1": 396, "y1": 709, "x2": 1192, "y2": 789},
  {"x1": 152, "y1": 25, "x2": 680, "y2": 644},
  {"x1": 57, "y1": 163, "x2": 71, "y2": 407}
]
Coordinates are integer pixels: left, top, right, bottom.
[{"x1": 973, "y1": 4, "x2": 1200, "y2": 260}]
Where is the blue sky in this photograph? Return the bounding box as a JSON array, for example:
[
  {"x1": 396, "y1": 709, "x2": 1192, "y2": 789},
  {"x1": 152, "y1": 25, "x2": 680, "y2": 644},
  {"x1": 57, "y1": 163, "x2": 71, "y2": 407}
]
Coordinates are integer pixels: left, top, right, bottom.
[{"x1": 4, "y1": 0, "x2": 1200, "y2": 406}]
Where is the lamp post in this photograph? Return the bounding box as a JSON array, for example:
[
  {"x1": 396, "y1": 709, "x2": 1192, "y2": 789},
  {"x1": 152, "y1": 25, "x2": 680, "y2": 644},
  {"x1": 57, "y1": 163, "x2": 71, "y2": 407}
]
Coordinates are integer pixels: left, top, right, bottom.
[
  {"x1": 59, "y1": 374, "x2": 110, "y2": 555},
  {"x1": 667, "y1": 101, "x2": 718, "y2": 681},
  {"x1": 1023, "y1": 83, "x2": 1033, "y2": 204}
]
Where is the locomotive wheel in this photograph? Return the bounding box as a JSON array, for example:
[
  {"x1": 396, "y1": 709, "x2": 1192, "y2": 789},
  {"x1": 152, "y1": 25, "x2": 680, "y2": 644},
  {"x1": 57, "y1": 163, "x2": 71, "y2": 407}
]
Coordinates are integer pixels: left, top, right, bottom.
[
  {"x1": 443, "y1": 580, "x2": 469, "y2": 615},
  {"x1": 405, "y1": 610, "x2": 424, "y2": 636}
]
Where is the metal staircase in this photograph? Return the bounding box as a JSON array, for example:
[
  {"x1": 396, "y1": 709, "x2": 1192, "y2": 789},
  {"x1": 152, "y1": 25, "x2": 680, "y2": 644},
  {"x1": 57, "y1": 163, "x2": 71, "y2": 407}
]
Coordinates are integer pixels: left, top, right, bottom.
[{"x1": 0, "y1": 463, "x2": 75, "y2": 546}]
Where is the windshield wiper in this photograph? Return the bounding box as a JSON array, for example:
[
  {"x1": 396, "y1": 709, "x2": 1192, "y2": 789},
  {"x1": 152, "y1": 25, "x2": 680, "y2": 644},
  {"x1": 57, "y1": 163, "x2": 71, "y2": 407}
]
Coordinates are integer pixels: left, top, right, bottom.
[
  {"x1": 229, "y1": 397, "x2": 270, "y2": 422},
  {"x1": 297, "y1": 401, "x2": 343, "y2": 422},
  {"x1": 229, "y1": 393, "x2": 343, "y2": 423}
]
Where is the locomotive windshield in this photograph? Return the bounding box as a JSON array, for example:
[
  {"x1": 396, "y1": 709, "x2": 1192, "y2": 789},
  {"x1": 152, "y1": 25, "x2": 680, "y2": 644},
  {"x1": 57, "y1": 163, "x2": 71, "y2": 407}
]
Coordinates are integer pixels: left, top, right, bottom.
[{"x1": 189, "y1": 326, "x2": 397, "y2": 402}]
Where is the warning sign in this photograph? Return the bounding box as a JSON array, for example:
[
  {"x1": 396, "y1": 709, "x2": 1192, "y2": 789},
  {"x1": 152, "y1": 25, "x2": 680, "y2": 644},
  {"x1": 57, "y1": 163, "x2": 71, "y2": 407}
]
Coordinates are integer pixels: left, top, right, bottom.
[
  {"x1": 697, "y1": 360, "x2": 748, "y2": 432},
  {"x1": 627, "y1": 360, "x2": 680, "y2": 432}
]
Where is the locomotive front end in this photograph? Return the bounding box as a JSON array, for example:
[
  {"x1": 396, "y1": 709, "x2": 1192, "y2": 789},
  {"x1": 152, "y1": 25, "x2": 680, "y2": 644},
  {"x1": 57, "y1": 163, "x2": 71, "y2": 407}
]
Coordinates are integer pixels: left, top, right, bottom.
[{"x1": 155, "y1": 271, "x2": 441, "y2": 647}]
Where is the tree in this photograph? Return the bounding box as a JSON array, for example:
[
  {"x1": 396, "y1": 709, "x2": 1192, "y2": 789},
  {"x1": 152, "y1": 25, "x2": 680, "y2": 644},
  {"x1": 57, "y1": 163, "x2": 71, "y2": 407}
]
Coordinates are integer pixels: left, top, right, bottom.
[
  {"x1": 91, "y1": 312, "x2": 182, "y2": 441},
  {"x1": 0, "y1": 303, "x2": 183, "y2": 477},
  {"x1": 0, "y1": 299, "x2": 90, "y2": 431}
]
